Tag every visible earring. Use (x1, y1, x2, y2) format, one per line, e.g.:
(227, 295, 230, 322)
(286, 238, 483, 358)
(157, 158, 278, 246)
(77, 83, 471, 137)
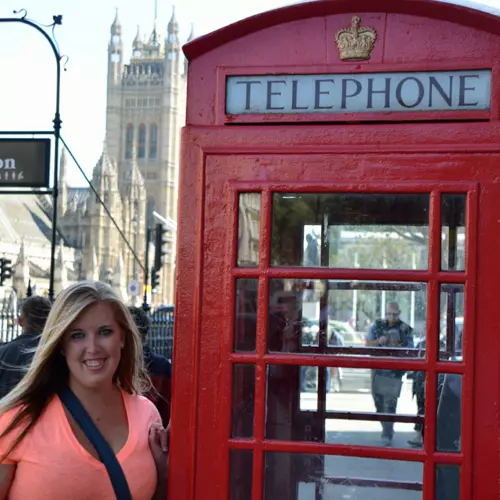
(121, 343, 125, 349)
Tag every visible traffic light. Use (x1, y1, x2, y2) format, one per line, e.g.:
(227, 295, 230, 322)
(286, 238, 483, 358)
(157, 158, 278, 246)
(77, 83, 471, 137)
(0, 258, 12, 286)
(151, 267, 161, 294)
(154, 223, 168, 271)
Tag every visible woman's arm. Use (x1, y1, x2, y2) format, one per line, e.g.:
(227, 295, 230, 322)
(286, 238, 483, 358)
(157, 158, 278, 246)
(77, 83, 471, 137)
(0, 464, 15, 499)
(149, 423, 169, 500)
(152, 471, 167, 500)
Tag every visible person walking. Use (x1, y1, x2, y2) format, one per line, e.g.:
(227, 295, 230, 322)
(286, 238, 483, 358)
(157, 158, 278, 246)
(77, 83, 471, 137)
(0, 281, 168, 499)
(129, 306, 172, 426)
(0, 296, 52, 399)
(365, 301, 414, 446)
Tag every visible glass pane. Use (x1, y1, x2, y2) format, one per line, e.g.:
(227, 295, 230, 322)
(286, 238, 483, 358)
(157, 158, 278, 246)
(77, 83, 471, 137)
(235, 279, 258, 352)
(268, 364, 425, 449)
(441, 194, 466, 271)
(230, 450, 253, 500)
(436, 464, 460, 500)
(238, 193, 261, 267)
(232, 364, 255, 438)
(264, 453, 423, 499)
(268, 279, 426, 358)
(437, 373, 462, 453)
(300, 365, 319, 410)
(439, 284, 464, 361)
(271, 193, 429, 269)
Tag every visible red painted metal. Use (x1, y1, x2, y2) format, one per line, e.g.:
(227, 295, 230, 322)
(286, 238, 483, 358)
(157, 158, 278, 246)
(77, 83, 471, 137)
(171, 0, 500, 499)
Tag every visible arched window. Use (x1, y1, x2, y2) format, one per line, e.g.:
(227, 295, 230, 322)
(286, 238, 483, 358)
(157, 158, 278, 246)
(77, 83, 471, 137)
(138, 124, 146, 158)
(125, 124, 134, 159)
(149, 124, 158, 159)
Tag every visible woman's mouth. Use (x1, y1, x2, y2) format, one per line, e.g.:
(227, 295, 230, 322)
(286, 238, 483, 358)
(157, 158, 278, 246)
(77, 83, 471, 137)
(83, 359, 106, 371)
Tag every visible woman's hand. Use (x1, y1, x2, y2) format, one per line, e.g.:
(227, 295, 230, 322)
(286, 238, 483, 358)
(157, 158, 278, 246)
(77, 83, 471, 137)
(149, 422, 169, 476)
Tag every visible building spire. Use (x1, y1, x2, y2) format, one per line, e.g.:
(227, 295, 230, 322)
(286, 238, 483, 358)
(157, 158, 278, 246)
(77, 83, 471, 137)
(59, 147, 67, 184)
(168, 5, 179, 35)
(58, 148, 68, 217)
(13, 239, 30, 297)
(54, 242, 67, 296)
(133, 25, 143, 56)
(109, 7, 123, 82)
(111, 7, 121, 36)
(187, 23, 195, 42)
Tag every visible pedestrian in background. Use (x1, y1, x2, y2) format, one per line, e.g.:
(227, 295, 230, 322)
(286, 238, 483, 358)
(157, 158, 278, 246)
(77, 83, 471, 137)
(0, 281, 168, 500)
(0, 296, 52, 399)
(129, 306, 172, 426)
(365, 301, 414, 446)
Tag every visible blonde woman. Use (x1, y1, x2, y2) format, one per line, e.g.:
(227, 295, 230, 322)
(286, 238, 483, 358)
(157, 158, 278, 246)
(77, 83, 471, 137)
(0, 281, 168, 499)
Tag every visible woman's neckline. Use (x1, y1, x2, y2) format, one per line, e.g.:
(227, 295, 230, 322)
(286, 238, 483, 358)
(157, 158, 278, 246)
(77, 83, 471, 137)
(55, 387, 135, 465)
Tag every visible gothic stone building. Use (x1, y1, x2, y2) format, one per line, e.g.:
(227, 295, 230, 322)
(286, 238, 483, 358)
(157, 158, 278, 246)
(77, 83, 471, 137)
(57, 9, 189, 305)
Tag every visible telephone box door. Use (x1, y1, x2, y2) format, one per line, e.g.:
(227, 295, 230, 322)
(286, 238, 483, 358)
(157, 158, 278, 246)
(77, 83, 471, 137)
(168, 143, 498, 500)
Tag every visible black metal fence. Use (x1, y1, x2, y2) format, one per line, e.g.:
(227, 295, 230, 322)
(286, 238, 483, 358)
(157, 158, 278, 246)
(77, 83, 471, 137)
(0, 308, 22, 344)
(149, 306, 175, 361)
(0, 302, 175, 361)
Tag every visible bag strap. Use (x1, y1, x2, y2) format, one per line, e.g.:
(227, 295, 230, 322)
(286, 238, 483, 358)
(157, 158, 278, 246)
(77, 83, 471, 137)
(59, 386, 132, 500)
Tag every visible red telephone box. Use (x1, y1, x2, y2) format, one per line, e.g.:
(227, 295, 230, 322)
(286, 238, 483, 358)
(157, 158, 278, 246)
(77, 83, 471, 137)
(170, 1, 500, 498)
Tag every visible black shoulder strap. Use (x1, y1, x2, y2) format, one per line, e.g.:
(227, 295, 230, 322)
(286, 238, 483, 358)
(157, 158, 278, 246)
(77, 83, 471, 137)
(59, 387, 132, 500)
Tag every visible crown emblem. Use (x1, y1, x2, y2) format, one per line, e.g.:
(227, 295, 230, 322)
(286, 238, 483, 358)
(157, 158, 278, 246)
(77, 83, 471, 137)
(335, 16, 377, 61)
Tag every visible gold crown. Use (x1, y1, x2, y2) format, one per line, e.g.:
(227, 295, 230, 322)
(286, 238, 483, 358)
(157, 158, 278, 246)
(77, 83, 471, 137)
(335, 16, 377, 61)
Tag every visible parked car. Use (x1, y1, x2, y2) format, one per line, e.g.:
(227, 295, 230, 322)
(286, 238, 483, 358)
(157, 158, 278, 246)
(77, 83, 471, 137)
(328, 320, 366, 348)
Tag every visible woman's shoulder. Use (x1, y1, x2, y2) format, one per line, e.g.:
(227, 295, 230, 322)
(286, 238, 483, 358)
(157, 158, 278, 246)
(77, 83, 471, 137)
(0, 405, 24, 431)
(0, 405, 30, 463)
(0, 397, 58, 435)
(124, 391, 161, 424)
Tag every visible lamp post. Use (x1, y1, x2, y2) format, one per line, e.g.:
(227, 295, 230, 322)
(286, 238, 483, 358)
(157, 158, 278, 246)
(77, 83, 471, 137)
(132, 204, 139, 306)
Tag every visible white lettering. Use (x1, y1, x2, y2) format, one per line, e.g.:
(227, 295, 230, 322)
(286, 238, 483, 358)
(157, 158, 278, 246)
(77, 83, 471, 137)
(0, 158, 16, 170)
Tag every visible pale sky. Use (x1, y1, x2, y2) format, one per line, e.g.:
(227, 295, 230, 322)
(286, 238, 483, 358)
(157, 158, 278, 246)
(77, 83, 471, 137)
(0, 0, 498, 186)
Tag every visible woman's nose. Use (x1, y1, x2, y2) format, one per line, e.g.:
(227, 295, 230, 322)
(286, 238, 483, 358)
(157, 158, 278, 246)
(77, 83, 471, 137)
(84, 332, 100, 351)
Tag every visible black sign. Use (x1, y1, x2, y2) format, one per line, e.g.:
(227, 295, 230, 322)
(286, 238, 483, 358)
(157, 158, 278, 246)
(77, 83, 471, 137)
(0, 139, 50, 188)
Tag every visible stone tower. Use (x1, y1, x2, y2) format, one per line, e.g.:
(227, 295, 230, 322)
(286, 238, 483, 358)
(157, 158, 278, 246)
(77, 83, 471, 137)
(104, 7, 187, 305)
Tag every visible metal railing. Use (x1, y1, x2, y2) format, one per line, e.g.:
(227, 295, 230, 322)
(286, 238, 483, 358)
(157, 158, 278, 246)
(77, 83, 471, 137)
(0, 308, 22, 344)
(148, 306, 175, 361)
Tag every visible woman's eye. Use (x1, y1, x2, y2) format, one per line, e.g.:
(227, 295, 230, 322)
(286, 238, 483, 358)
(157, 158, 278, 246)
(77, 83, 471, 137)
(100, 328, 113, 336)
(70, 332, 84, 340)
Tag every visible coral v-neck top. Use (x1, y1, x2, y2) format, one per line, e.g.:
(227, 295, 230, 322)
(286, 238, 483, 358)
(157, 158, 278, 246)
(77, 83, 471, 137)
(0, 390, 161, 499)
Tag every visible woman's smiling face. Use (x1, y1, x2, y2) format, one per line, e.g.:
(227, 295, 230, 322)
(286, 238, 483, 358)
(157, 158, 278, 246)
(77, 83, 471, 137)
(62, 301, 125, 391)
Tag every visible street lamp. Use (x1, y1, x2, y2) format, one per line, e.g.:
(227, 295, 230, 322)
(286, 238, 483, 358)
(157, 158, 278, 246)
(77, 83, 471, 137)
(131, 202, 139, 306)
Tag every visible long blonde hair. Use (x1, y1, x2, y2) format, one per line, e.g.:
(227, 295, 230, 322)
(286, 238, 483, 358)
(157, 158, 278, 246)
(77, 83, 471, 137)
(0, 280, 150, 458)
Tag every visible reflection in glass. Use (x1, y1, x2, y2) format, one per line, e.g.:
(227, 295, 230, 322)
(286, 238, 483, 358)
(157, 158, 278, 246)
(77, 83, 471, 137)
(237, 193, 261, 267)
(268, 279, 426, 358)
(232, 364, 255, 438)
(234, 279, 258, 352)
(436, 465, 460, 500)
(271, 193, 429, 269)
(303, 225, 321, 267)
(268, 364, 424, 449)
(441, 194, 466, 271)
(437, 373, 462, 453)
(264, 453, 423, 499)
(439, 284, 464, 361)
(230, 450, 253, 500)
